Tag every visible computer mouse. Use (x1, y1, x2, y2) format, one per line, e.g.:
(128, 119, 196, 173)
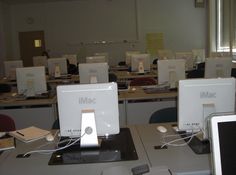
(156, 125, 168, 133)
(45, 134, 54, 142)
(101, 166, 131, 175)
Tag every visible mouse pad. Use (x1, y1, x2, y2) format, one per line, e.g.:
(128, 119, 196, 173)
(48, 128, 138, 165)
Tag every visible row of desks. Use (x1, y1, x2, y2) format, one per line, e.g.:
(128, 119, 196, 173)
(0, 123, 211, 175)
(0, 86, 177, 129)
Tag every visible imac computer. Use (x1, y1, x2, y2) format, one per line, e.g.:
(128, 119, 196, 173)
(33, 56, 48, 67)
(192, 49, 205, 64)
(47, 57, 68, 78)
(175, 52, 194, 71)
(157, 49, 175, 60)
(94, 52, 109, 63)
(204, 57, 232, 78)
(130, 53, 151, 73)
(62, 54, 77, 66)
(125, 51, 140, 65)
(209, 114, 236, 175)
(157, 59, 186, 89)
(16, 66, 47, 97)
(79, 63, 109, 84)
(49, 82, 138, 165)
(4, 60, 23, 80)
(178, 78, 235, 154)
(86, 56, 107, 63)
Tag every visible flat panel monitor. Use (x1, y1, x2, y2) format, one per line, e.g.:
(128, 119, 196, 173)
(204, 57, 232, 78)
(79, 63, 109, 84)
(175, 52, 194, 71)
(4, 60, 23, 80)
(94, 52, 109, 63)
(157, 49, 175, 60)
(157, 59, 186, 88)
(209, 114, 236, 175)
(16, 66, 47, 97)
(125, 51, 140, 65)
(192, 49, 205, 64)
(130, 53, 151, 73)
(62, 54, 77, 66)
(57, 82, 119, 138)
(33, 56, 48, 67)
(47, 57, 68, 77)
(178, 78, 235, 135)
(86, 56, 107, 63)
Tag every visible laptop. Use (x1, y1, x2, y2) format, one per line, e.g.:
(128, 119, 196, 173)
(209, 114, 236, 175)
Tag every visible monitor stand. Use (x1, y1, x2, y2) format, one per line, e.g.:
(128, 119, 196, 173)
(178, 131, 210, 154)
(48, 128, 138, 165)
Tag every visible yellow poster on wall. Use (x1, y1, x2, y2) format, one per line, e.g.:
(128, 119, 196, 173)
(146, 33, 164, 56)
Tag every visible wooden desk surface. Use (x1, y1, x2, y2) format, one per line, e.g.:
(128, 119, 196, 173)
(119, 86, 177, 101)
(0, 92, 57, 107)
(115, 71, 157, 80)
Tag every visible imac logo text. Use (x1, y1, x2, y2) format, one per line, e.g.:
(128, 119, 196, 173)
(78, 97, 96, 104)
(200, 91, 216, 98)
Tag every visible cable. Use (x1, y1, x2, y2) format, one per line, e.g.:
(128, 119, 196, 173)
(160, 128, 203, 148)
(23, 133, 86, 157)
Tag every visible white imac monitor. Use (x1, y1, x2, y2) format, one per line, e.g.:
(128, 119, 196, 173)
(157, 49, 175, 60)
(4, 60, 23, 80)
(209, 114, 236, 175)
(79, 63, 109, 84)
(204, 57, 232, 78)
(86, 56, 107, 63)
(94, 52, 109, 63)
(62, 54, 78, 66)
(125, 51, 140, 65)
(47, 57, 68, 78)
(130, 53, 151, 73)
(16, 66, 47, 97)
(157, 59, 186, 88)
(178, 78, 235, 136)
(175, 52, 194, 71)
(57, 82, 119, 147)
(33, 56, 47, 67)
(192, 49, 205, 64)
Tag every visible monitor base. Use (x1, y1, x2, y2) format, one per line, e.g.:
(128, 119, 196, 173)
(178, 131, 210, 154)
(48, 128, 138, 165)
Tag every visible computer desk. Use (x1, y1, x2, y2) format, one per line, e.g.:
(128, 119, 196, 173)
(0, 126, 154, 175)
(0, 124, 211, 175)
(115, 71, 157, 81)
(118, 87, 177, 126)
(136, 123, 211, 175)
(0, 92, 57, 130)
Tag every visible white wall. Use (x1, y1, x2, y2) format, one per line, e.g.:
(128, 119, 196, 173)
(2, 0, 207, 66)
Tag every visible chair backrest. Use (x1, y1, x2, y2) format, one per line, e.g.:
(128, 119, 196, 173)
(130, 77, 157, 86)
(149, 107, 177, 123)
(52, 118, 60, 129)
(0, 84, 11, 93)
(109, 72, 117, 82)
(0, 114, 16, 132)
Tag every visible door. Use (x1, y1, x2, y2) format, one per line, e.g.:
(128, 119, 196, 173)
(19, 31, 46, 67)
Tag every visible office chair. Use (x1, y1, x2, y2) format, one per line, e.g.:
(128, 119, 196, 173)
(52, 118, 60, 129)
(118, 61, 126, 66)
(130, 77, 157, 86)
(187, 69, 204, 78)
(152, 58, 158, 65)
(109, 72, 118, 82)
(149, 107, 177, 123)
(0, 84, 11, 93)
(231, 68, 236, 78)
(0, 114, 16, 132)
